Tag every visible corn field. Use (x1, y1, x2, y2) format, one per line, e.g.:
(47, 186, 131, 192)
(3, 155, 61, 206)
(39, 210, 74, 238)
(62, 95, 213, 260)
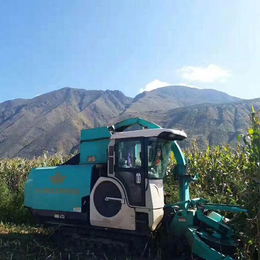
(0, 109, 260, 259)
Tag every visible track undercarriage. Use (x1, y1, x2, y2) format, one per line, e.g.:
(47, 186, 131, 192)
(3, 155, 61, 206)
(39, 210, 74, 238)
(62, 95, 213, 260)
(51, 224, 194, 260)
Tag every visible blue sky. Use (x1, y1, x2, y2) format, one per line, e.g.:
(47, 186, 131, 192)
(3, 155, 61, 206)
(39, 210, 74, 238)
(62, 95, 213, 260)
(0, 0, 259, 102)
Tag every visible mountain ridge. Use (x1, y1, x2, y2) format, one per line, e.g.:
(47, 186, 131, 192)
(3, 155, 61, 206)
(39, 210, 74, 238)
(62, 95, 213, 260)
(0, 85, 253, 158)
(124, 85, 240, 113)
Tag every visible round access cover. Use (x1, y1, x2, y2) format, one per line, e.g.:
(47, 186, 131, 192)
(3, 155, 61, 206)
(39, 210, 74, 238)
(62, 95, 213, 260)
(94, 181, 122, 218)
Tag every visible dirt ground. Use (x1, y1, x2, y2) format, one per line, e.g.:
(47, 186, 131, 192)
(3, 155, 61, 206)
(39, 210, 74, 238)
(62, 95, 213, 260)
(0, 223, 153, 260)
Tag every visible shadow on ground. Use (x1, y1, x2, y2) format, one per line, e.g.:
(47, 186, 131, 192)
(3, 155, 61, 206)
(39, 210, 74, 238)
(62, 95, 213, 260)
(0, 231, 131, 260)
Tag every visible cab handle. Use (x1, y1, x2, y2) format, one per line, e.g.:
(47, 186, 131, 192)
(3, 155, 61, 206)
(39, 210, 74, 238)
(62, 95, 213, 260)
(136, 173, 141, 184)
(105, 197, 125, 204)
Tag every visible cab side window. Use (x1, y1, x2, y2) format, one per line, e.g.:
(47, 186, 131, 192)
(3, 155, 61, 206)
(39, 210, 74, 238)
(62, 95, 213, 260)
(117, 140, 142, 168)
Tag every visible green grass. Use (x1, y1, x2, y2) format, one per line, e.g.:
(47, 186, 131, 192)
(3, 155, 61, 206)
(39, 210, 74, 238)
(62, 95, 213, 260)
(0, 223, 128, 260)
(0, 223, 55, 260)
(0, 223, 149, 260)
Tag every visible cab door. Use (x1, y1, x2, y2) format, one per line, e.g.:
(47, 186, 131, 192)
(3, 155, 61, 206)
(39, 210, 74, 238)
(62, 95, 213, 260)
(115, 138, 145, 207)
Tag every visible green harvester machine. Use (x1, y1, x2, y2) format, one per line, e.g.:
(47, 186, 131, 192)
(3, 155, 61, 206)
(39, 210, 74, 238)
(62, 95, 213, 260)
(24, 118, 247, 259)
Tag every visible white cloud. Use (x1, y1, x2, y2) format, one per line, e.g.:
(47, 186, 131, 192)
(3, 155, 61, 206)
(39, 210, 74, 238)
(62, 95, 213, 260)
(140, 79, 170, 93)
(177, 64, 231, 83)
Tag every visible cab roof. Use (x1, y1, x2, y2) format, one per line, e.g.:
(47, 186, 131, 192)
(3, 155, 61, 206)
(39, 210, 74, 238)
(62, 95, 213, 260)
(111, 128, 187, 141)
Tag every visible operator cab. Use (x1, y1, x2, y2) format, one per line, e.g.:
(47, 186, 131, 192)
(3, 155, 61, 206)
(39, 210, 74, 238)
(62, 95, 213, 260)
(110, 128, 186, 177)
(89, 128, 186, 232)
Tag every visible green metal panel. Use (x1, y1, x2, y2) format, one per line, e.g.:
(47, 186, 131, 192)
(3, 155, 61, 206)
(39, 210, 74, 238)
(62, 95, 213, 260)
(203, 204, 247, 213)
(170, 210, 195, 237)
(171, 141, 186, 171)
(114, 117, 161, 131)
(207, 211, 224, 222)
(80, 139, 110, 164)
(81, 126, 111, 141)
(196, 209, 233, 238)
(185, 227, 234, 260)
(80, 126, 111, 164)
(171, 141, 190, 204)
(24, 165, 92, 212)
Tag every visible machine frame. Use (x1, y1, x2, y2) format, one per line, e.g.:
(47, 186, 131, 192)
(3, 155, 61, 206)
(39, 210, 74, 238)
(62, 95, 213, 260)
(24, 117, 246, 260)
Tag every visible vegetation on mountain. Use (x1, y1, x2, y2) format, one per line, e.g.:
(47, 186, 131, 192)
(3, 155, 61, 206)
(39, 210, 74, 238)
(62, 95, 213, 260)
(0, 88, 132, 158)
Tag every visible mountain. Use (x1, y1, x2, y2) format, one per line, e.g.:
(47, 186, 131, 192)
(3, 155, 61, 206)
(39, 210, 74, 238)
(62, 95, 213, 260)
(159, 100, 259, 148)
(0, 88, 132, 158)
(0, 85, 250, 158)
(124, 85, 240, 113)
(140, 99, 260, 149)
(109, 98, 260, 149)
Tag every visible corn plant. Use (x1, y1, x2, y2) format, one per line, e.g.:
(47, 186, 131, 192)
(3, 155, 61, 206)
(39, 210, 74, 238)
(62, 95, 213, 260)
(238, 106, 260, 259)
(0, 153, 71, 224)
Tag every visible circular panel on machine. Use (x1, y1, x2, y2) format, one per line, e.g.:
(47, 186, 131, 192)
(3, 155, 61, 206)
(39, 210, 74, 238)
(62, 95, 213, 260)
(94, 181, 122, 217)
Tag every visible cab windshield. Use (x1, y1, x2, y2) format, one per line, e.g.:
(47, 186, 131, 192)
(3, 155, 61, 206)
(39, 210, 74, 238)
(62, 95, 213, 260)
(147, 138, 172, 179)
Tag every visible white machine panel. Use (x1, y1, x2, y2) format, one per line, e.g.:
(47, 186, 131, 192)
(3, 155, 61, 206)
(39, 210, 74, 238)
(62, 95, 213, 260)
(90, 177, 136, 231)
